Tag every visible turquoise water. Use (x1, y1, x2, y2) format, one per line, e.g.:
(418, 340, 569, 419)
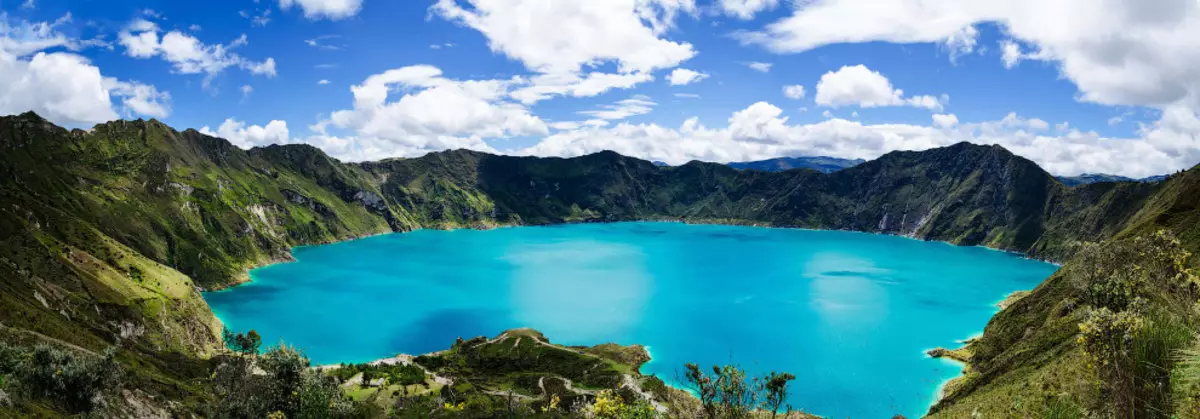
(205, 222, 1057, 418)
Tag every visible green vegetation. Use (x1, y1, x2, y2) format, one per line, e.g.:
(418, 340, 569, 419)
(2, 112, 1200, 416)
(209, 343, 362, 418)
(0, 343, 122, 415)
(222, 328, 262, 355)
(327, 362, 427, 388)
(677, 363, 801, 419)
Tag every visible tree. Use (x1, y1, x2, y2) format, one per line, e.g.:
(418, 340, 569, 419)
(761, 372, 796, 419)
(684, 363, 718, 418)
(237, 330, 262, 356)
(681, 363, 791, 419)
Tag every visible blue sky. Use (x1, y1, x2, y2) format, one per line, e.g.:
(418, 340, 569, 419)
(2, 0, 1198, 178)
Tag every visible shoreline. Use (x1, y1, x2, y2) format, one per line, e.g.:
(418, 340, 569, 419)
(209, 218, 1063, 294)
(203, 219, 1058, 417)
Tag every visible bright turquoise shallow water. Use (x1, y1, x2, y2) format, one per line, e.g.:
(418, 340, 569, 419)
(205, 222, 1058, 418)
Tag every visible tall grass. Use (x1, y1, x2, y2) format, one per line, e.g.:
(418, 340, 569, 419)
(1131, 312, 1196, 418)
(1174, 340, 1200, 418)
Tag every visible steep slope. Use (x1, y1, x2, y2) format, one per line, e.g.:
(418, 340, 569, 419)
(928, 165, 1200, 417)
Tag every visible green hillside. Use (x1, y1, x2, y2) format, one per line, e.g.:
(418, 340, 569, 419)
(0, 112, 1196, 417)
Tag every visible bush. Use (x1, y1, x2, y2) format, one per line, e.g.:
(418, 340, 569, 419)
(0, 343, 123, 413)
(208, 344, 360, 419)
(1069, 231, 1198, 312)
(1077, 307, 1144, 414)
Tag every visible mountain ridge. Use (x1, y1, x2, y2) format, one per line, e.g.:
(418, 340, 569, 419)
(1, 112, 1197, 417)
(726, 155, 865, 173)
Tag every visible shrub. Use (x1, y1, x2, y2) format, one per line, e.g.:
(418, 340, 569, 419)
(680, 363, 796, 419)
(1069, 230, 1198, 312)
(1077, 307, 1144, 414)
(0, 344, 123, 413)
(208, 344, 359, 419)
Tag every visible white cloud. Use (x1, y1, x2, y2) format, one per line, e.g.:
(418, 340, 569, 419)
(578, 95, 656, 120)
(932, 113, 958, 128)
(719, 0, 779, 20)
(814, 65, 943, 110)
(241, 84, 253, 98)
(304, 34, 342, 50)
(310, 64, 547, 160)
(667, 68, 708, 85)
(509, 71, 653, 104)
(517, 101, 1186, 178)
(279, 0, 362, 20)
(200, 119, 290, 149)
(318, 79, 330, 85)
(736, 0, 1200, 112)
(999, 40, 1022, 69)
(942, 25, 978, 62)
(0, 15, 169, 126)
(674, 93, 701, 98)
(118, 19, 276, 82)
(1, 12, 110, 56)
(431, 0, 696, 102)
(106, 79, 171, 118)
(745, 61, 772, 72)
(782, 84, 805, 99)
(244, 9, 272, 27)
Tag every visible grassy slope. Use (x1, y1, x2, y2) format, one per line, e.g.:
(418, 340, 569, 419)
(0, 113, 1185, 416)
(928, 166, 1200, 417)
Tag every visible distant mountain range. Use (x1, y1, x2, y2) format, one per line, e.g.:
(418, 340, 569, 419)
(726, 156, 866, 173)
(1056, 173, 1170, 186)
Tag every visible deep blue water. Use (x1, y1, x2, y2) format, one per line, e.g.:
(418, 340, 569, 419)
(205, 222, 1058, 418)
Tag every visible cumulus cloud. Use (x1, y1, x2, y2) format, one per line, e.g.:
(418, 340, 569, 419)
(999, 40, 1023, 69)
(932, 113, 958, 128)
(667, 68, 708, 85)
(279, 0, 362, 20)
(0, 15, 169, 126)
(106, 79, 171, 118)
(117, 19, 276, 82)
(431, 0, 696, 102)
(517, 101, 1184, 178)
(719, 0, 779, 20)
(200, 119, 290, 148)
(782, 84, 805, 99)
(736, 0, 1200, 112)
(814, 65, 944, 110)
(942, 25, 978, 62)
(302, 64, 545, 160)
(745, 61, 772, 72)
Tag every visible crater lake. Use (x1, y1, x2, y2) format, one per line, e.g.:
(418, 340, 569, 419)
(204, 222, 1058, 418)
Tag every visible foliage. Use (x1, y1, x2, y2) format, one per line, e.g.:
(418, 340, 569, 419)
(0, 343, 123, 413)
(327, 361, 427, 387)
(761, 372, 796, 419)
(680, 363, 796, 419)
(223, 328, 263, 355)
(1174, 340, 1200, 418)
(208, 343, 361, 419)
(590, 389, 659, 419)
